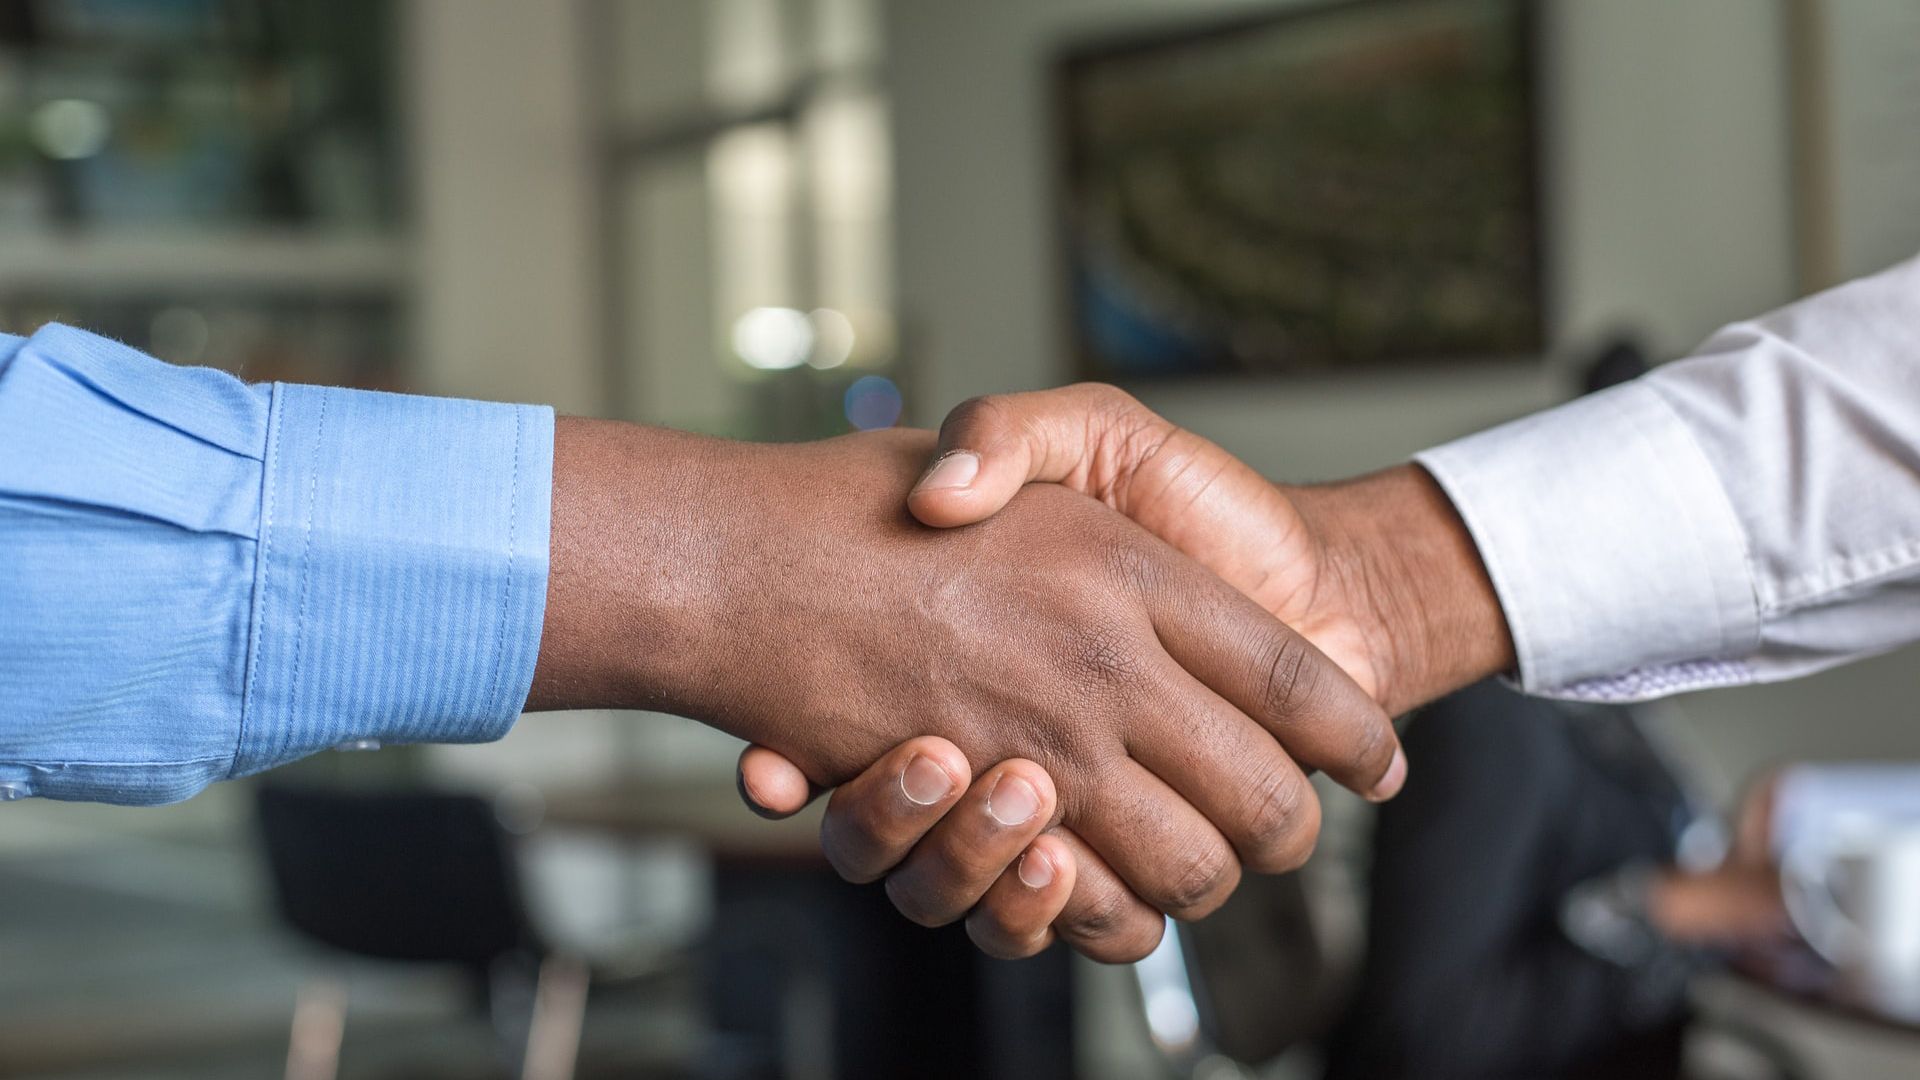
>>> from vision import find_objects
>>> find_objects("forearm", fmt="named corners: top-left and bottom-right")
top-left (526, 418), bottom-right (946, 730)
top-left (526, 419), bottom-right (989, 787)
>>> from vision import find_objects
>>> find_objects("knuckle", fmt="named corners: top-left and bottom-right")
top-left (825, 849), bottom-right (883, 886)
top-left (1096, 530), bottom-right (1161, 591)
top-left (967, 896), bottom-right (1023, 942)
top-left (1060, 880), bottom-right (1145, 947)
top-left (1063, 616), bottom-right (1149, 695)
top-left (1258, 632), bottom-right (1323, 722)
top-left (1155, 839), bottom-right (1239, 920)
top-left (967, 914), bottom-right (1045, 960)
top-left (966, 896), bottom-right (1048, 957)
top-left (924, 831), bottom-right (1013, 893)
top-left (941, 394), bottom-right (1011, 441)
top-left (821, 830), bottom-right (885, 886)
top-left (1240, 776), bottom-right (1322, 874)
top-left (884, 872), bottom-right (960, 928)
top-left (1234, 766), bottom-right (1311, 870)
top-left (1341, 715), bottom-right (1394, 780)
top-left (819, 806), bottom-right (898, 884)
top-left (997, 708), bottom-right (1100, 786)
top-left (845, 794), bottom-right (903, 849)
top-left (1079, 632), bottom-right (1143, 691)
top-left (1271, 827), bottom-right (1320, 874)
top-left (1075, 382), bottom-right (1147, 421)
top-left (1027, 724), bottom-right (1090, 782)
top-left (1069, 908), bottom-right (1164, 964)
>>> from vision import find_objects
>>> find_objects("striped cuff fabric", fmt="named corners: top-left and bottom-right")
top-left (233, 383), bottom-right (554, 778)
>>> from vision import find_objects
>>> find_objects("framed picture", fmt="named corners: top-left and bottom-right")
top-left (1055, 0), bottom-right (1544, 379)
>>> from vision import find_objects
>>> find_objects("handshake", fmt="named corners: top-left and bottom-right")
top-left (528, 384), bottom-right (1515, 963)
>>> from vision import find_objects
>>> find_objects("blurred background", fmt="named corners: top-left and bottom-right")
top-left (2, 0), bottom-right (1918, 1078)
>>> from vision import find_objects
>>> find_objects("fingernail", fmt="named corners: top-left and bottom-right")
top-left (901, 754), bottom-right (954, 806)
top-left (1368, 747), bottom-right (1408, 802)
top-left (1018, 849), bottom-right (1055, 889)
top-left (916, 451), bottom-right (980, 492)
top-left (988, 775), bottom-right (1041, 826)
top-left (737, 770), bottom-right (781, 819)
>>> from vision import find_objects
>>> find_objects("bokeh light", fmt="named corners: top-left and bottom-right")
top-left (806, 307), bottom-right (856, 369)
top-left (843, 374), bottom-right (902, 430)
top-left (149, 307), bottom-right (210, 365)
top-left (30, 99), bottom-right (111, 161)
top-left (731, 306), bottom-right (813, 370)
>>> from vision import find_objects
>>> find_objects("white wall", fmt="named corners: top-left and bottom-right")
top-left (408, 0), bottom-right (602, 414)
top-left (1546, 0), bottom-right (1796, 356)
top-left (1823, 0), bottom-right (1920, 283)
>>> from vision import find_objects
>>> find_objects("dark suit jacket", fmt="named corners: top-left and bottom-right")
top-left (1322, 680), bottom-right (1693, 1080)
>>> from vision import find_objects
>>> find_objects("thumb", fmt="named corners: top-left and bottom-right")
top-left (736, 744), bottom-right (822, 819)
top-left (907, 384), bottom-right (1163, 529)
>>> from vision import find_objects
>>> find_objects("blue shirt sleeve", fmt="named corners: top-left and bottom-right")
top-left (0, 325), bottom-right (553, 805)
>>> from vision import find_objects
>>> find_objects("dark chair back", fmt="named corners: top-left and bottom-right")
top-left (257, 785), bottom-right (541, 966)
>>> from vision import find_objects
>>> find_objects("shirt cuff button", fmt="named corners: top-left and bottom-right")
top-left (332, 739), bottom-right (382, 753)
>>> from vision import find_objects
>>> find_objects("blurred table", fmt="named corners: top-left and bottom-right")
top-left (1725, 945), bottom-right (1920, 1035)
top-left (543, 775), bottom-right (827, 862)
top-left (541, 774), bottom-right (1075, 1080)
top-left (1689, 960), bottom-right (1920, 1076)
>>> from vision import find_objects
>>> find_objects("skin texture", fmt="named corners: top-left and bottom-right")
top-left (739, 385), bottom-right (1514, 958)
top-left (900, 384), bottom-right (1514, 715)
top-left (528, 417), bottom-right (1403, 960)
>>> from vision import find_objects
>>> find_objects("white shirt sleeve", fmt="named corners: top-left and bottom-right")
top-left (1414, 253), bottom-right (1920, 701)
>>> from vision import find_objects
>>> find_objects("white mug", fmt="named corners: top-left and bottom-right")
top-left (1782, 820), bottom-right (1920, 1019)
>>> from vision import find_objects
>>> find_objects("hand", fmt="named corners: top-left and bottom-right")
top-left (1648, 864), bottom-right (1790, 946)
top-left (752, 735), bottom-right (1087, 958)
top-left (529, 418), bottom-right (1403, 960)
top-left (904, 384), bottom-right (1513, 713)
top-left (741, 386), bottom-right (1508, 956)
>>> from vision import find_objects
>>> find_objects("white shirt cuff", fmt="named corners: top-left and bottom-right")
top-left (1414, 382), bottom-right (1760, 695)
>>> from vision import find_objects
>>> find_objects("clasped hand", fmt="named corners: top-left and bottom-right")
top-left (718, 384), bottom-right (1502, 962)
top-left (533, 390), bottom-right (1506, 963)
top-left (733, 387), bottom-right (1513, 960)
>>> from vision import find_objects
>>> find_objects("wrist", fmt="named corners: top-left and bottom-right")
top-left (526, 417), bottom-right (737, 714)
top-left (1287, 464), bottom-right (1513, 714)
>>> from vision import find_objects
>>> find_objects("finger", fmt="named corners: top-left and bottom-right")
top-left (883, 760), bottom-right (1058, 927)
top-left (908, 384), bottom-right (1161, 529)
top-left (736, 744), bottom-right (823, 819)
top-left (1066, 756), bottom-right (1243, 923)
top-left (1126, 664), bottom-right (1325, 875)
top-left (965, 832), bottom-right (1078, 959)
top-left (818, 737), bottom-right (970, 884)
top-left (1047, 828), bottom-right (1167, 963)
top-left (1148, 561), bottom-right (1406, 803)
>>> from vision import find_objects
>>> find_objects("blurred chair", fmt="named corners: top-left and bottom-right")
top-left (256, 785), bottom-right (588, 1080)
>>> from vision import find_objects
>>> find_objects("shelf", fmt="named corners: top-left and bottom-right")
top-left (0, 232), bottom-right (409, 294)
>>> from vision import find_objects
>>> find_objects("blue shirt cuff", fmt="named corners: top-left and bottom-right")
top-left (233, 383), bottom-right (554, 777)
